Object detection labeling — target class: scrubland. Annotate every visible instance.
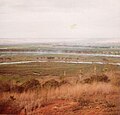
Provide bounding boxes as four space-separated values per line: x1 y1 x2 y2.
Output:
0 62 120 115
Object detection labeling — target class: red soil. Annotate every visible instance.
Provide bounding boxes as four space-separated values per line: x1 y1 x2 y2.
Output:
20 98 120 115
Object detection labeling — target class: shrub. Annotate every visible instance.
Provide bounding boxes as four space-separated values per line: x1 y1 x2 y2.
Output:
0 81 11 92
59 80 71 86
21 79 41 92
83 74 110 84
42 79 59 89
12 85 24 93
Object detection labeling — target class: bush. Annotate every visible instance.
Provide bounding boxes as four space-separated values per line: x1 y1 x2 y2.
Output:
83 74 110 84
0 81 11 92
42 79 59 89
12 85 24 93
59 80 71 86
21 79 41 92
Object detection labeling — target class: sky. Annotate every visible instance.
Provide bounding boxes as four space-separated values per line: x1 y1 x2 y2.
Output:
0 0 120 44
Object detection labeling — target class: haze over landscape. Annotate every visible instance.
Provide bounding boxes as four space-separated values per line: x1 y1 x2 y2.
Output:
0 1 120 115
0 0 120 44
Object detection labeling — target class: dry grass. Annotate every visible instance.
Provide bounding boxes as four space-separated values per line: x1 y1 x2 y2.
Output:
0 82 119 114
0 66 120 114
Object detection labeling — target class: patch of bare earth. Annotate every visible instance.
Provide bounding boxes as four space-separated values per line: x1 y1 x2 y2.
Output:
20 92 120 115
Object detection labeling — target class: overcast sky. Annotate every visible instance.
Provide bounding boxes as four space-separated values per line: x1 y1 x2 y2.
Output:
0 0 120 43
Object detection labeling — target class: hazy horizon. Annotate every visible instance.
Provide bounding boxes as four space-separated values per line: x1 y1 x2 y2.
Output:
0 0 120 44
0 38 120 45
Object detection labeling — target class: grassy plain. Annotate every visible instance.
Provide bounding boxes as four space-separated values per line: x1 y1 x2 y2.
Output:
0 62 120 82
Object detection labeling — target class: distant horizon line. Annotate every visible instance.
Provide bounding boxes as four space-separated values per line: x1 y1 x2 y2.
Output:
0 37 120 45
0 41 120 45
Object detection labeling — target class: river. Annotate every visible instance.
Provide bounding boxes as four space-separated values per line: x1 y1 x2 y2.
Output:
0 51 120 57
0 60 120 66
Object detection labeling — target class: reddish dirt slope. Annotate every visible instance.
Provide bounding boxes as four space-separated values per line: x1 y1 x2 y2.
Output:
20 95 120 115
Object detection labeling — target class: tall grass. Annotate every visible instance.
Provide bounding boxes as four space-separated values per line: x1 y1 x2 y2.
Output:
1 82 119 114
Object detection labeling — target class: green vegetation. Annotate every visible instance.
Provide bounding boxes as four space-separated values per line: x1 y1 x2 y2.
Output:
0 62 119 83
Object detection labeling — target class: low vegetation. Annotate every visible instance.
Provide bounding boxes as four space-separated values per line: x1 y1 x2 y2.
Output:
0 82 119 114
82 74 110 84
0 62 120 115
